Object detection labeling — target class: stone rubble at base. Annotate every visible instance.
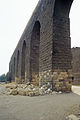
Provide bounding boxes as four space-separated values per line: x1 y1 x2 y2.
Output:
2 82 71 97
5 83 52 96
66 114 80 120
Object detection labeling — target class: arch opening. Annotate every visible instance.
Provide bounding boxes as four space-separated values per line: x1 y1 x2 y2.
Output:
70 0 80 47
70 0 80 84
21 40 26 81
54 0 73 18
30 21 40 84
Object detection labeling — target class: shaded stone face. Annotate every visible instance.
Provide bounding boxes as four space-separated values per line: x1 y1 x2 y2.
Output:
52 0 73 71
8 0 74 90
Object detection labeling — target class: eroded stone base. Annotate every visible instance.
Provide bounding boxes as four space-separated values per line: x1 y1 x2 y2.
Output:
39 69 73 92
14 69 73 92
31 73 39 86
39 70 52 88
52 69 73 92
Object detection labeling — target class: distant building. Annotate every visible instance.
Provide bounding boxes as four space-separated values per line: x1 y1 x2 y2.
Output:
72 47 80 85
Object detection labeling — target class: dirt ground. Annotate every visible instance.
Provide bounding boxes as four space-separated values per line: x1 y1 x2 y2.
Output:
0 91 80 120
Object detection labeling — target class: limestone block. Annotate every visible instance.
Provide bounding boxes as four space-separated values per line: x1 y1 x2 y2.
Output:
22 79 25 84
58 72 68 80
47 88 52 94
39 87 45 95
47 72 50 76
30 84 35 89
55 84 59 87
68 69 72 74
26 82 30 85
26 88 32 93
66 114 80 120
53 72 58 80
25 88 32 96
34 91 39 96
18 89 26 96
61 86 68 92
29 92 34 97
25 91 29 96
46 82 51 88
31 76 39 86
44 75 47 78
18 84 27 89
55 86 61 92
66 84 72 91
11 89 18 95
15 77 19 84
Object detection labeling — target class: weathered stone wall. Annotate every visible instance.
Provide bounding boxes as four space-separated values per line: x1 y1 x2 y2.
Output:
72 47 80 85
8 0 73 91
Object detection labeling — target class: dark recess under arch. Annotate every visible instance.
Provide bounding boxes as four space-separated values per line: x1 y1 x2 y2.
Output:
30 21 40 82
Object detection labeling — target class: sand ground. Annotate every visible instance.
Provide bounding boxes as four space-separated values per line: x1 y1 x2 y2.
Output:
0 85 80 120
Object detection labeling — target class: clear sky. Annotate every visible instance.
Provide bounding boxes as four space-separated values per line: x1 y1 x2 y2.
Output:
0 0 80 75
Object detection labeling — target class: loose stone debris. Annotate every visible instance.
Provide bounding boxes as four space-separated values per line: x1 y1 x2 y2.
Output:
4 83 52 97
66 114 80 120
0 83 59 96
0 81 72 97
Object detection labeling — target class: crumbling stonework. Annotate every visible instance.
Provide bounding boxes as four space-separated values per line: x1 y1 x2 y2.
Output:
8 0 73 91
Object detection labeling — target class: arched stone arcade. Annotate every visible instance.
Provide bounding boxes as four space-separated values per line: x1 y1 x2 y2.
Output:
9 0 80 89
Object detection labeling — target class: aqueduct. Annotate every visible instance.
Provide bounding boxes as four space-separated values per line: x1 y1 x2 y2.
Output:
8 0 74 90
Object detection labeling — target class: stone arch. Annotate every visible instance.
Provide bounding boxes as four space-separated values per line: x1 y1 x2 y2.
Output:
52 0 73 71
16 50 20 77
53 0 73 18
30 21 40 84
21 40 26 81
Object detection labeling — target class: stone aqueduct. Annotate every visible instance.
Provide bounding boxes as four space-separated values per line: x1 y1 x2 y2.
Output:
8 0 74 89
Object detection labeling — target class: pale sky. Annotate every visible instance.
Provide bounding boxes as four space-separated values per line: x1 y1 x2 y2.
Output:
0 0 80 75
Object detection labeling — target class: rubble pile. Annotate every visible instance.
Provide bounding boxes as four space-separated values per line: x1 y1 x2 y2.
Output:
66 114 80 120
5 83 53 97
0 72 72 96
